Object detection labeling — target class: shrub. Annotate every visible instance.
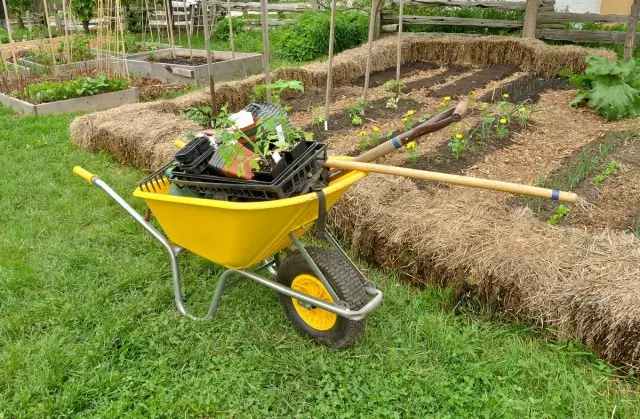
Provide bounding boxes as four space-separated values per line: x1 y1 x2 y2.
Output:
233 30 262 53
274 11 368 62
214 17 245 42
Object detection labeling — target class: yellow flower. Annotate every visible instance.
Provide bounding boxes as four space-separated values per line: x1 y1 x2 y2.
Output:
455 133 463 140
372 126 380 132
406 141 416 149
469 90 476 96
502 93 509 99
444 96 451 101
519 107 526 113
500 118 507 124
482 103 488 109
402 117 408 122
440 102 446 107
359 130 367 137
406 109 415 116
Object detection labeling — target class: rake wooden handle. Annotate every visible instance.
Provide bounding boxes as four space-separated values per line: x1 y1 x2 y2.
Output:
325 159 579 203
354 101 469 163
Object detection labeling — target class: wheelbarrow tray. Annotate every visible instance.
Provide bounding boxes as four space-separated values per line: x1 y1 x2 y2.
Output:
133 168 366 269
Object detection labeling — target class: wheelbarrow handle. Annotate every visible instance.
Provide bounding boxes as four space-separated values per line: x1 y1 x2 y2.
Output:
354 101 469 163
73 166 98 184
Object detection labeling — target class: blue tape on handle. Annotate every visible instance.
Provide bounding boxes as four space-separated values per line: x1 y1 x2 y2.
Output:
391 137 402 149
551 189 560 201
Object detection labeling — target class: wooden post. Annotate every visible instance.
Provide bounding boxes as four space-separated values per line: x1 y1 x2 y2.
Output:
396 0 403 81
624 0 640 61
374 5 381 40
61 0 71 63
201 0 217 112
164 0 176 58
323 0 337 129
227 0 235 59
1 0 20 73
362 0 378 105
522 0 539 39
42 0 58 65
260 0 271 103
183 0 193 59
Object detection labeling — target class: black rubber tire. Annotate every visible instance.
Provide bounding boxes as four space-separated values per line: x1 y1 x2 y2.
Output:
277 247 367 349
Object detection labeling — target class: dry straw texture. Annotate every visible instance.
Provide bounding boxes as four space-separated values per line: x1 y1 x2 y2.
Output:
70 36 638 365
330 175 640 366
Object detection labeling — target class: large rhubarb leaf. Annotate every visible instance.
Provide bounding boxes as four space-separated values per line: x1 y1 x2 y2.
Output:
588 78 640 121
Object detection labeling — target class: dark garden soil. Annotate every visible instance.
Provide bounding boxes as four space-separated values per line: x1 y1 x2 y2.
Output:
307 97 422 143
429 64 519 98
351 61 440 88
479 75 573 104
403 121 526 190
405 65 468 93
150 56 224 66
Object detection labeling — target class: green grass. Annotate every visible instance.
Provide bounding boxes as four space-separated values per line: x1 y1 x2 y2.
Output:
1 107 640 416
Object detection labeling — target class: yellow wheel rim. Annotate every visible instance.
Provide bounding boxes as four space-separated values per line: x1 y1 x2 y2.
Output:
290 274 338 331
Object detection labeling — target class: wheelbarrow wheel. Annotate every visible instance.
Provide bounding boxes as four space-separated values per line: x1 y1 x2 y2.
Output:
277 247 367 349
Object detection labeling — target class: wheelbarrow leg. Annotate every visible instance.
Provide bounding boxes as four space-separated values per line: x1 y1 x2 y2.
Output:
87 177 233 320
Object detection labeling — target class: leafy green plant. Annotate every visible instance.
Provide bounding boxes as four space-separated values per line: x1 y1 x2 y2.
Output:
401 109 415 131
564 56 640 121
214 17 245 42
359 130 369 152
182 106 214 127
448 132 468 160
384 79 407 109
71 0 97 33
346 98 370 126
592 161 620 185
405 141 419 163
548 205 569 226
24 35 95 66
274 11 368 62
251 79 304 105
496 118 509 138
16 74 129 104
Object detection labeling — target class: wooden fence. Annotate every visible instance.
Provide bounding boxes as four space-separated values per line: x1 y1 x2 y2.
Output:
380 0 639 46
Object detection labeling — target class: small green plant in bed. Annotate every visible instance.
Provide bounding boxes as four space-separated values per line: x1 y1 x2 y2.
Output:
15 74 130 104
561 56 640 121
24 36 96 66
182 106 214 127
251 79 304 112
592 161 620 185
384 79 407 109
548 205 569 226
346 98 371 126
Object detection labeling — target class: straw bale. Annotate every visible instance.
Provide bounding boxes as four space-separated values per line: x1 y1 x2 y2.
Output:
330 174 640 365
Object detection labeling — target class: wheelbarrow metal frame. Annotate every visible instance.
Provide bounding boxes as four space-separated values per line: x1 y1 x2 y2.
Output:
91 177 383 322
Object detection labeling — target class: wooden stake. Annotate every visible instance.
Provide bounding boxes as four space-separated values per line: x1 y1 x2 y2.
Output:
362 0 378 106
323 0 337 129
183 0 192 59
624 0 640 61
259 0 271 102
0 35 8 73
324 159 579 203
522 0 539 39
227 0 235 58
395 0 403 81
61 0 72 64
115 0 129 76
144 0 154 42
1 0 20 74
42 0 58 65
164 0 176 57
201 0 216 112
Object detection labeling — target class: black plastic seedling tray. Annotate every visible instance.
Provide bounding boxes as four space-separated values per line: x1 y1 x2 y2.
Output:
170 141 327 201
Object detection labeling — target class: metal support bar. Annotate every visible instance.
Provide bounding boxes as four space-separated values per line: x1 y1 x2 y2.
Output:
288 232 341 304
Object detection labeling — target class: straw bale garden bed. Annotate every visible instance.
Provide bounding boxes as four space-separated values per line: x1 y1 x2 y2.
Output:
70 35 640 367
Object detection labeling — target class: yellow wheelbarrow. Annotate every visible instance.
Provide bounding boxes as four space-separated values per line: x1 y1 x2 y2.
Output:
72 164 381 348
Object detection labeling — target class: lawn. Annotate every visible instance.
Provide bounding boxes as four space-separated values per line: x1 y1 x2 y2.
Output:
1 106 640 417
